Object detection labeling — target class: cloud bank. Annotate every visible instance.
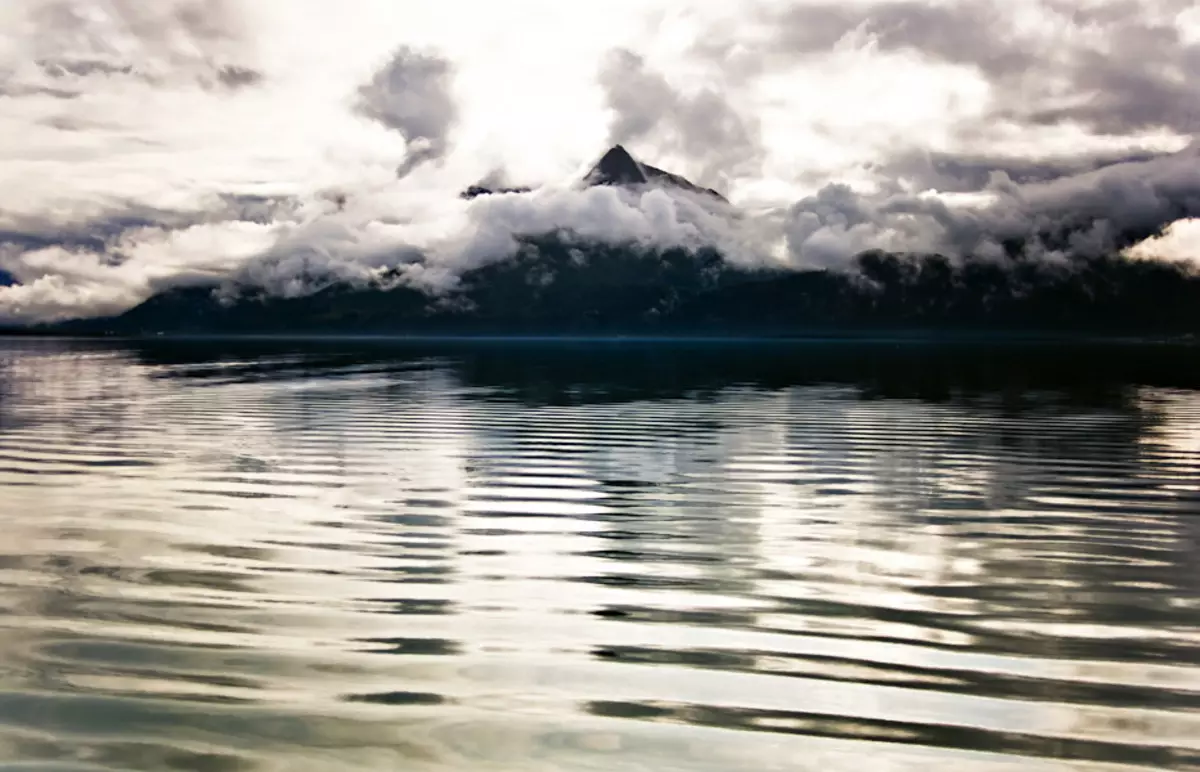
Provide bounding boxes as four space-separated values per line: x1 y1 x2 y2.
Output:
0 0 1198 324
785 141 1200 267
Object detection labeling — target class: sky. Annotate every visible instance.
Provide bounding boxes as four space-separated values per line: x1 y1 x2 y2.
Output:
1 0 1199 322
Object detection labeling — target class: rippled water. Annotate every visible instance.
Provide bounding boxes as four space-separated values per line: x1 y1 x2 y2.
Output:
0 337 1197 772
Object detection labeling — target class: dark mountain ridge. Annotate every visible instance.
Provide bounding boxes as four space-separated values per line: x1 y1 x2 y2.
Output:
52 244 1200 337
33 145 1200 337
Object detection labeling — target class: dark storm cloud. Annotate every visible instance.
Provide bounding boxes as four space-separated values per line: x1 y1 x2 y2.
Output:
1 207 197 256
779 0 1031 75
874 147 1176 193
785 142 1200 266
0 195 296 257
694 1 1033 87
13 0 262 95
755 0 1200 265
212 64 263 90
706 0 1200 139
598 48 764 191
0 189 304 322
355 47 459 179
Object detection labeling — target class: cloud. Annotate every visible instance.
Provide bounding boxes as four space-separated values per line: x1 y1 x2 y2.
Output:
785 142 1200 266
1 0 1199 325
598 48 763 192
215 182 768 302
5 0 261 96
1128 217 1200 264
871 147 1176 194
355 46 458 179
737 0 1200 140
0 194 292 321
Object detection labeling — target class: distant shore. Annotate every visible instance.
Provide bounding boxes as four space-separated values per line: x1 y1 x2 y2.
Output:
2 328 1196 346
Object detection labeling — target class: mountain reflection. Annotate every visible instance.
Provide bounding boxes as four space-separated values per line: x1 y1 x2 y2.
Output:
116 337 1200 403
0 337 1195 771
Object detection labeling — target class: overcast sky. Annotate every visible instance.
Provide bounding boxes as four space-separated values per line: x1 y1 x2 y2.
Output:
2 0 1199 321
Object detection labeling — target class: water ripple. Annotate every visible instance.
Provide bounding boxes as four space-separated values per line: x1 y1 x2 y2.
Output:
0 338 1196 771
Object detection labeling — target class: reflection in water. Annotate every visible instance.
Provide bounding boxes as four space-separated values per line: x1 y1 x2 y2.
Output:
0 337 1196 772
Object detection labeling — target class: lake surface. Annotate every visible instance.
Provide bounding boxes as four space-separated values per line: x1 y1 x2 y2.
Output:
0 337 1197 772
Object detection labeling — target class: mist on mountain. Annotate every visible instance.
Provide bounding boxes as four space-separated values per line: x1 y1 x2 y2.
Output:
20 143 1200 337
55 240 1200 338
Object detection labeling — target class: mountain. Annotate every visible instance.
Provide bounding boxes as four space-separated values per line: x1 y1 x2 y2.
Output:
34 144 1200 338
461 144 726 202
52 245 1200 337
56 238 732 336
582 145 727 202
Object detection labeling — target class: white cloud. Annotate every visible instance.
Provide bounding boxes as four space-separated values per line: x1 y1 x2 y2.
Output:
1 0 1198 323
1127 218 1200 264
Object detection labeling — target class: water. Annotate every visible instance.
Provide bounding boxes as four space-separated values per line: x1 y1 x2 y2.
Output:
0 337 1197 772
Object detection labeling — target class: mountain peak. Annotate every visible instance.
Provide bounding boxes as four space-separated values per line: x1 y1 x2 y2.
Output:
584 145 727 202
586 144 650 187
461 144 729 203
